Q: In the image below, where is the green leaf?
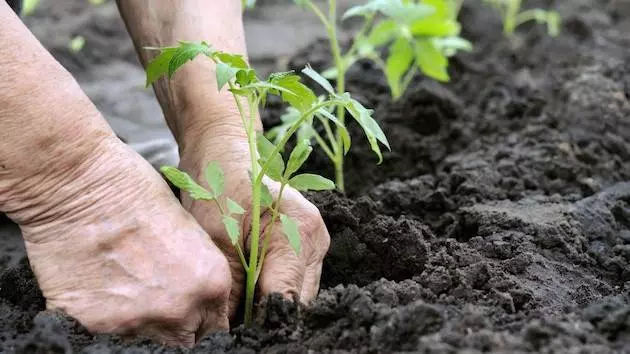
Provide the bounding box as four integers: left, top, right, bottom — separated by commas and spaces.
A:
385, 37, 414, 99
285, 139, 313, 178
214, 52, 250, 69
222, 216, 241, 245
433, 36, 473, 57
414, 39, 449, 82
270, 74, 317, 112
316, 108, 351, 154
345, 99, 390, 163
21, 0, 39, 16
260, 183, 273, 208
204, 162, 224, 197
410, 18, 460, 37
366, 20, 398, 48
215, 62, 239, 90
145, 47, 178, 87
289, 174, 335, 191
168, 41, 213, 78
160, 166, 213, 200
235, 68, 257, 86
302, 66, 335, 94
280, 214, 301, 255
256, 132, 285, 181
227, 198, 246, 215
344, 0, 435, 23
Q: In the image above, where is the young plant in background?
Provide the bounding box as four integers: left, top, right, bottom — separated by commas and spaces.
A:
144, 41, 388, 327
483, 0, 560, 36
269, 0, 470, 191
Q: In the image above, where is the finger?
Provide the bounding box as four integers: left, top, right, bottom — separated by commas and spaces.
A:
300, 257, 324, 304
195, 301, 230, 343
257, 231, 306, 301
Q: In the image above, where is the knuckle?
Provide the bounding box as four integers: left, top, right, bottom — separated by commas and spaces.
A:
299, 205, 331, 259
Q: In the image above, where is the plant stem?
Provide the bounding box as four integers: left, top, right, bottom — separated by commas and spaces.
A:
244, 96, 262, 328
504, 0, 521, 34
255, 182, 287, 281
326, 0, 347, 192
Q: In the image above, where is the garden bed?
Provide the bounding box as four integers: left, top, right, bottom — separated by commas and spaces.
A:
2, 0, 630, 352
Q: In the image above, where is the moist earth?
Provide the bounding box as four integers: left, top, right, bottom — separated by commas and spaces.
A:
2, 0, 630, 352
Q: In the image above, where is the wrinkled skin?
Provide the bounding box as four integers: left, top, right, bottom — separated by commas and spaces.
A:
179, 130, 331, 317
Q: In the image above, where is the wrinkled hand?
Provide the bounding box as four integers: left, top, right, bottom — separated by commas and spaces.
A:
179, 129, 331, 318
15, 139, 232, 347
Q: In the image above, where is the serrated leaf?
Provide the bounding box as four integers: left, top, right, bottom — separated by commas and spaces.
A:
280, 214, 301, 255
168, 41, 213, 78
414, 39, 449, 82
256, 133, 285, 181
227, 198, 246, 215
260, 183, 273, 208
345, 99, 390, 163
214, 52, 250, 69
302, 66, 335, 94
145, 47, 178, 87
222, 216, 241, 245
215, 62, 239, 90
289, 174, 335, 191
285, 140, 313, 178
204, 162, 224, 197
236, 68, 257, 86
160, 166, 214, 200
270, 74, 317, 112
385, 37, 414, 99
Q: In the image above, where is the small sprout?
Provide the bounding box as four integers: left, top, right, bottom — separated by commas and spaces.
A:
483, 0, 561, 37
145, 41, 377, 327
288, 0, 464, 190
69, 36, 86, 54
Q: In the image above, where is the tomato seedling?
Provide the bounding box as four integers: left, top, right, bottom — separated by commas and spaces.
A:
483, 0, 560, 36
267, 0, 470, 191
144, 41, 388, 327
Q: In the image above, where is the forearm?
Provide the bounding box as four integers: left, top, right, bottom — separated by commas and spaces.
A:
117, 0, 258, 150
0, 2, 114, 197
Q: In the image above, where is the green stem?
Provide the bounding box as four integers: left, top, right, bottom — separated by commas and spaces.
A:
319, 116, 338, 154
312, 130, 336, 161
504, 0, 521, 34
244, 96, 262, 328
255, 182, 287, 281
327, 0, 347, 192
513, 9, 543, 28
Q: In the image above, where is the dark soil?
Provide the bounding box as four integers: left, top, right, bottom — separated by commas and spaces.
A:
3, 0, 630, 352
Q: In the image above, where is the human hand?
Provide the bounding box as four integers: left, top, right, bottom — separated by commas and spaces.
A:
178, 124, 331, 318
8, 136, 232, 347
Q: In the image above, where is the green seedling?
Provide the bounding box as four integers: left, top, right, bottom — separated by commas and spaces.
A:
271, 0, 470, 191
483, 0, 560, 36
144, 41, 388, 327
